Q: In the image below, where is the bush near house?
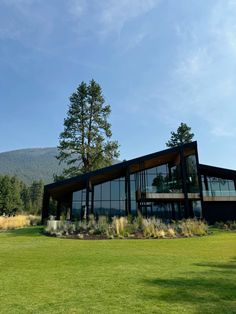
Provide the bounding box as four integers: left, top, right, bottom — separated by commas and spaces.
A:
214, 221, 236, 230
45, 216, 209, 239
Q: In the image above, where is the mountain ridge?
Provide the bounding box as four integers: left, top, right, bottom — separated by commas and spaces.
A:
0, 147, 120, 185
0, 147, 63, 185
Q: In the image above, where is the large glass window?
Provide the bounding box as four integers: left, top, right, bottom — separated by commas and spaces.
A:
101, 182, 110, 200
111, 180, 119, 199
130, 174, 137, 215
93, 177, 126, 218
185, 155, 199, 192
94, 185, 101, 200
192, 201, 202, 218
203, 176, 236, 197
170, 165, 182, 192
141, 163, 182, 193
72, 189, 86, 219
144, 202, 172, 220
154, 173, 170, 192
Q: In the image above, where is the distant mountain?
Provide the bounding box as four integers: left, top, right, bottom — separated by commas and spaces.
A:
0, 147, 63, 185
0, 148, 121, 185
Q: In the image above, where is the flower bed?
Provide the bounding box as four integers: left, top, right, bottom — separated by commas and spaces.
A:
45, 216, 209, 239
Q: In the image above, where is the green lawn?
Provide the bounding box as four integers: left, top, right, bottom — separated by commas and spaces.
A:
0, 228, 236, 314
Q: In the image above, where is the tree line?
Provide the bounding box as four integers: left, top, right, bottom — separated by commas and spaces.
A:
0, 175, 44, 215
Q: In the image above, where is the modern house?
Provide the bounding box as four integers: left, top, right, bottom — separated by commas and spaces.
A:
42, 141, 236, 224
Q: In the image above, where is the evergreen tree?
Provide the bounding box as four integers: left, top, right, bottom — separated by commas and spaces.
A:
30, 180, 44, 214
166, 122, 194, 148
0, 175, 23, 215
21, 183, 32, 212
0, 175, 44, 215
57, 79, 119, 178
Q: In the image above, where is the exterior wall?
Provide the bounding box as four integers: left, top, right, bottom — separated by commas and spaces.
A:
202, 201, 236, 224
42, 142, 236, 224
201, 175, 236, 197
70, 150, 202, 221
201, 174, 236, 223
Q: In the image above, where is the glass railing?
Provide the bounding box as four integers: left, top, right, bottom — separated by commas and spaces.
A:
143, 185, 182, 193
203, 190, 236, 197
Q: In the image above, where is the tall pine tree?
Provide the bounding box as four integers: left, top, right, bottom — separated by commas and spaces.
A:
166, 122, 194, 148
57, 80, 119, 178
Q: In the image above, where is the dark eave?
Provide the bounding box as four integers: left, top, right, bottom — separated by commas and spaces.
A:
45, 141, 198, 199
199, 164, 236, 180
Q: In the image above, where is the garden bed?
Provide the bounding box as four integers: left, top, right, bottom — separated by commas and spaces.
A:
45, 216, 209, 240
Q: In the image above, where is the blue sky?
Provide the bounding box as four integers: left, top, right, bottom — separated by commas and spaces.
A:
0, 0, 235, 169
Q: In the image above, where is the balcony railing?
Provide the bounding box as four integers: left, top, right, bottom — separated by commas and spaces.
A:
203, 190, 236, 197
143, 186, 182, 193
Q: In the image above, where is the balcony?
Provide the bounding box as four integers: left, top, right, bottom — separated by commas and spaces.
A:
143, 186, 200, 201
203, 190, 236, 202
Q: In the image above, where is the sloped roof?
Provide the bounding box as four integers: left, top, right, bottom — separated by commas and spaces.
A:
45, 141, 198, 199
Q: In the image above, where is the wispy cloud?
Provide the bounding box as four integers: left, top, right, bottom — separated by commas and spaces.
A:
68, 0, 160, 39
68, 0, 86, 19
98, 0, 160, 35
211, 126, 236, 138
160, 0, 236, 138
0, 0, 54, 43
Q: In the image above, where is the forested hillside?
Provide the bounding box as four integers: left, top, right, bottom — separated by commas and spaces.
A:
0, 148, 120, 185
0, 175, 44, 215
0, 148, 63, 184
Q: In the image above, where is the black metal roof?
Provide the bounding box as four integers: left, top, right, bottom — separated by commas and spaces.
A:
198, 163, 236, 180
44, 141, 198, 196
44, 141, 236, 199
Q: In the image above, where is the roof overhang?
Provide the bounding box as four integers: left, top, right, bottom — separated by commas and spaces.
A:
45, 141, 198, 199
199, 164, 236, 180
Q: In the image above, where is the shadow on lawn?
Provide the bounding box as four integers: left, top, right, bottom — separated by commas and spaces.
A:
4, 226, 44, 237
194, 259, 236, 270
142, 259, 236, 314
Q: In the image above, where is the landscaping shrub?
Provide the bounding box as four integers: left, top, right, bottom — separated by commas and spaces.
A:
45, 216, 209, 239
142, 218, 168, 238
112, 216, 128, 237
215, 221, 236, 231
28, 215, 41, 226
96, 216, 110, 235
176, 219, 208, 237
167, 227, 176, 238
46, 220, 75, 237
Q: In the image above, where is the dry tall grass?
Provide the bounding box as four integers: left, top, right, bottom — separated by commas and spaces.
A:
0, 215, 33, 230
112, 216, 128, 236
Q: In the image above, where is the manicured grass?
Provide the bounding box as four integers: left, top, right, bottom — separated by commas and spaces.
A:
0, 227, 236, 313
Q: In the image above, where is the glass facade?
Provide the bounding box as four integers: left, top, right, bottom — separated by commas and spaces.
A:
43, 141, 236, 224
192, 200, 202, 218
185, 155, 199, 192
130, 174, 137, 214
71, 152, 203, 220
202, 176, 236, 197
140, 202, 171, 220
140, 163, 182, 193
72, 189, 86, 220
93, 177, 126, 217
139, 201, 186, 220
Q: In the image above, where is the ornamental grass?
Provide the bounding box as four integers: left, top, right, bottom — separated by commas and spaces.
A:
0, 215, 41, 230
0, 215, 29, 230
45, 216, 209, 239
